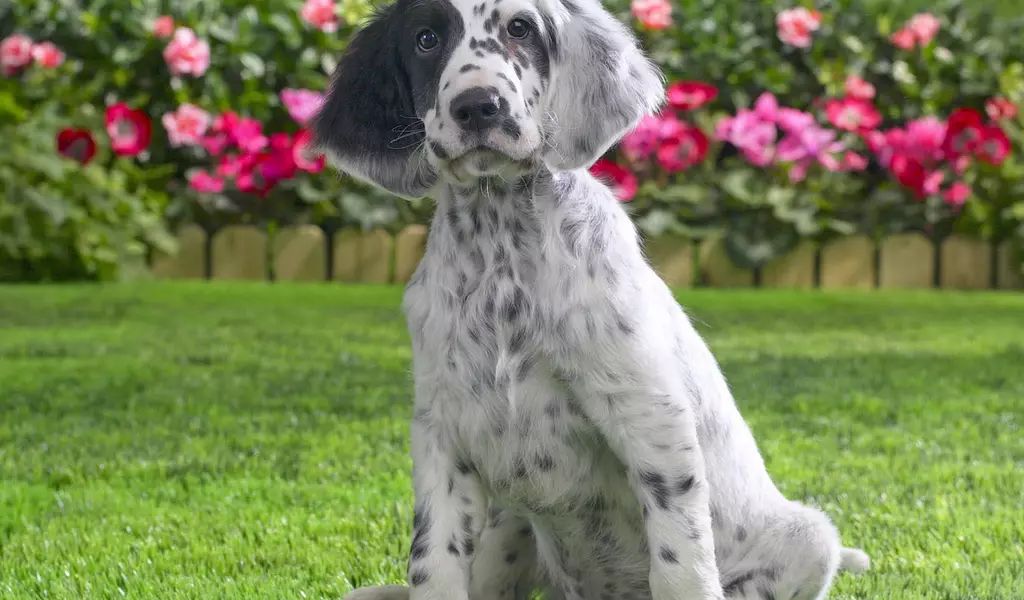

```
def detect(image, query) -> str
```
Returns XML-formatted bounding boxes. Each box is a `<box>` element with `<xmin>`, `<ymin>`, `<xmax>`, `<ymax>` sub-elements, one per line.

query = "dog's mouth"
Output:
<box><xmin>441</xmin><ymin>146</ymin><xmax>535</xmax><ymax>180</ymax></box>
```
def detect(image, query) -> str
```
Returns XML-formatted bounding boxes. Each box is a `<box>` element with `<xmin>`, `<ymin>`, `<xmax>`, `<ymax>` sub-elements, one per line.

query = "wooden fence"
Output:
<box><xmin>149</xmin><ymin>223</ymin><xmax>1023</xmax><ymax>290</ymax></box>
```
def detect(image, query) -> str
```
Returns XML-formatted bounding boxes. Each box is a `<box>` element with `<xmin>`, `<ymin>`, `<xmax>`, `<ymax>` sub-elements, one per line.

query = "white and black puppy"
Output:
<box><xmin>311</xmin><ymin>1</ymin><xmax>870</xmax><ymax>599</ymax></box>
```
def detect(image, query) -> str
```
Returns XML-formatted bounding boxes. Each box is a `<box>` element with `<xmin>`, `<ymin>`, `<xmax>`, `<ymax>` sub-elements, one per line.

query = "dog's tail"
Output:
<box><xmin>839</xmin><ymin>547</ymin><xmax>871</xmax><ymax>574</ymax></box>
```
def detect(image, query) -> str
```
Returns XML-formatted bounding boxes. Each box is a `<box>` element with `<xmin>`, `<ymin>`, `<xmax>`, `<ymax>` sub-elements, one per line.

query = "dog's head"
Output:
<box><xmin>311</xmin><ymin>0</ymin><xmax>665</xmax><ymax>198</ymax></box>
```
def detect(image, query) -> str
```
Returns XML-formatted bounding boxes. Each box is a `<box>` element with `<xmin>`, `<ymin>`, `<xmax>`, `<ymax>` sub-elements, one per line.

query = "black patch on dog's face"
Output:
<box><xmin>394</xmin><ymin>0</ymin><xmax>467</xmax><ymax>118</ymax></box>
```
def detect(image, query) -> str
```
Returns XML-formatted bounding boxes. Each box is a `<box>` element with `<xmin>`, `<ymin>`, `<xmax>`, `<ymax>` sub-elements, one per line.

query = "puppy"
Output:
<box><xmin>311</xmin><ymin>0</ymin><xmax>870</xmax><ymax>598</ymax></box>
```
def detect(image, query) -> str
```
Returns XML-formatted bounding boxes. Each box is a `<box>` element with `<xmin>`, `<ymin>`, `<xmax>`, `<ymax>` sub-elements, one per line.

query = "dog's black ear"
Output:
<box><xmin>311</xmin><ymin>6</ymin><xmax>437</xmax><ymax>198</ymax></box>
<box><xmin>540</xmin><ymin>0</ymin><xmax>665</xmax><ymax>172</ymax></box>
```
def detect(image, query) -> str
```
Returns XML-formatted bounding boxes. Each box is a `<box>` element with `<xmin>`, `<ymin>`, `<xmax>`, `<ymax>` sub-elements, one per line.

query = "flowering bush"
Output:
<box><xmin>2</xmin><ymin>0</ymin><xmax>1024</xmax><ymax>279</ymax></box>
<box><xmin>0</xmin><ymin>0</ymin><xmax>428</xmax><ymax>280</ymax></box>
<box><xmin>591</xmin><ymin>0</ymin><xmax>1024</xmax><ymax>271</ymax></box>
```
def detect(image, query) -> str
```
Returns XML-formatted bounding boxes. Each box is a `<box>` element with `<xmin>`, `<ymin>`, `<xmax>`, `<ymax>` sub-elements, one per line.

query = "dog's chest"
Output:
<box><xmin>403</xmin><ymin>198</ymin><xmax>622</xmax><ymax>509</ymax></box>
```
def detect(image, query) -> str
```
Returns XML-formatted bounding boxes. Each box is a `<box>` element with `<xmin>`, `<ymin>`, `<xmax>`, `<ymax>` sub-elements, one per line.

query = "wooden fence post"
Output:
<box><xmin>150</xmin><ymin>223</ymin><xmax>207</xmax><ymax>279</ymax></box>
<box><xmin>211</xmin><ymin>225</ymin><xmax>268</xmax><ymax>280</ymax></box>
<box><xmin>698</xmin><ymin>236</ymin><xmax>754</xmax><ymax>287</ymax></box>
<box><xmin>394</xmin><ymin>225</ymin><xmax>428</xmax><ymax>284</ymax></box>
<box><xmin>879</xmin><ymin>233</ymin><xmax>934</xmax><ymax>289</ymax></box>
<box><xmin>273</xmin><ymin>225</ymin><xmax>327</xmax><ymax>281</ymax></box>
<box><xmin>820</xmin><ymin>235</ymin><xmax>875</xmax><ymax>289</ymax></box>
<box><xmin>997</xmin><ymin>241</ymin><xmax>1023</xmax><ymax>289</ymax></box>
<box><xmin>762</xmin><ymin>241</ymin><xmax>816</xmax><ymax>288</ymax></box>
<box><xmin>644</xmin><ymin>236</ymin><xmax>694</xmax><ymax>288</ymax></box>
<box><xmin>939</xmin><ymin>235</ymin><xmax>991</xmax><ymax>289</ymax></box>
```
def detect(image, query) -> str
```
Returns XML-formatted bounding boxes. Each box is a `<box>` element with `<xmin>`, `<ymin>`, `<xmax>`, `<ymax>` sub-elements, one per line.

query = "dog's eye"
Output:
<box><xmin>416</xmin><ymin>29</ymin><xmax>440</xmax><ymax>51</ymax></box>
<box><xmin>507</xmin><ymin>18</ymin><xmax>531</xmax><ymax>39</ymax></box>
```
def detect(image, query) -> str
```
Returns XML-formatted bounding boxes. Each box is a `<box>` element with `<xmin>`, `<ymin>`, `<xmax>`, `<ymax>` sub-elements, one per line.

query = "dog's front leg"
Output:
<box><xmin>407</xmin><ymin>413</ymin><xmax>486</xmax><ymax>600</ymax></box>
<box><xmin>558</xmin><ymin>323</ymin><xmax>725</xmax><ymax>600</ymax></box>
<box><xmin>584</xmin><ymin>382</ymin><xmax>723</xmax><ymax>600</ymax></box>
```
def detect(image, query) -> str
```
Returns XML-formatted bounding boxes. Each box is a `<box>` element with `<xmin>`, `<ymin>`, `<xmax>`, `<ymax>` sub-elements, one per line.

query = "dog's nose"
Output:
<box><xmin>450</xmin><ymin>87</ymin><xmax>503</xmax><ymax>131</ymax></box>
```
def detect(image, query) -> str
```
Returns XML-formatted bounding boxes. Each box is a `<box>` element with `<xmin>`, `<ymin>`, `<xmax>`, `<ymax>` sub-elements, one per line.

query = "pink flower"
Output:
<box><xmin>152</xmin><ymin>16</ymin><xmax>175</xmax><ymax>38</ymax></box>
<box><xmin>907</xmin><ymin>13</ymin><xmax>940</xmax><ymax>46</ymax></box>
<box><xmin>202</xmin><ymin>111</ymin><xmax>241</xmax><ymax>155</ymax></box>
<box><xmin>986</xmin><ymin>97</ymin><xmax>1018</xmax><ymax>122</ymax></box>
<box><xmin>716</xmin><ymin>110</ymin><xmax>777</xmax><ymax>167</ymax></box>
<box><xmin>631</xmin><ymin>0</ymin><xmax>672</xmax><ymax>30</ymax></box>
<box><xmin>905</xmin><ymin>117</ymin><xmax>947</xmax><ymax>163</ymax></box>
<box><xmin>943</xmin><ymin>182</ymin><xmax>971</xmax><ymax>206</ymax></box>
<box><xmin>233</xmin><ymin>118</ymin><xmax>268</xmax><ymax>154</ymax></box>
<box><xmin>657</xmin><ymin>126</ymin><xmax>710</xmax><ymax>173</ymax></box>
<box><xmin>776</xmin><ymin>108</ymin><xmax>816</xmax><ymax>134</ymax></box>
<box><xmin>161</xmin><ymin>103</ymin><xmax>211</xmax><ymax>147</ymax></box>
<box><xmin>188</xmin><ymin>170</ymin><xmax>224</xmax><ymax>193</ymax></box>
<box><xmin>776</xmin><ymin>7</ymin><xmax>822</xmax><ymax>48</ymax></box>
<box><xmin>839</xmin><ymin>151</ymin><xmax>868</xmax><ymax>172</ymax></box>
<box><xmin>31</xmin><ymin>42</ymin><xmax>64</xmax><ymax>68</ymax></box>
<box><xmin>293</xmin><ymin>129</ymin><xmax>325</xmax><ymax>173</ymax></box>
<box><xmin>753</xmin><ymin>92</ymin><xmax>780</xmax><ymax>121</ymax></box>
<box><xmin>666</xmin><ymin>81</ymin><xmax>718</xmax><ymax>111</ymax></box>
<box><xmin>590</xmin><ymin>159</ymin><xmax>639</xmax><ymax>202</ymax></box>
<box><xmin>163</xmin><ymin>27</ymin><xmax>210</xmax><ymax>77</ymax></box>
<box><xmin>825</xmin><ymin>97</ymin><xmax>882</xmax><ymax>132</ymax></box>
<box><xmin>923</xmin><ymin>170</ymin><xmax>945</xmax><ymax>196</ymax></box>
<box><xmin>56</xmin><ymin>128</ymin><xmax>97</xmax><ymax>165</ymax></box>
<box><xmin>775</xmin><ymin>125</ymin><xmax>844</xmax><ymax>182</ymax></box>
<box><xmin>622</xmin><ymin>115</ymin><xmax>663</xmax><ymax>162</ymax></box>
<box><xmin>1</xmin><ymin>34</ymin><xmax>33</xmax><ymax>76</ymax></box>
<box><xmin>105</xmin><ymin>102</ymin><xmax>152</xmax><ymax>157</ymax></box>
<box><xmin>890</xmin><ymin>28</ymin><xmax>916</xmax><ymax>50</ymax></box>
<box><xmin>300</xmin><ymin>0</ymin><xmax>339</xmax><ymax>33</ymax></box>
<box><xmin>844</xmin><ymin>75</ymin><xmax>875</xmax><ymax>100</ymax></box>
<box><xmin>280</xmin><ymin>88</ymin><xmax>324</xmax><ymax>125</ymax></box>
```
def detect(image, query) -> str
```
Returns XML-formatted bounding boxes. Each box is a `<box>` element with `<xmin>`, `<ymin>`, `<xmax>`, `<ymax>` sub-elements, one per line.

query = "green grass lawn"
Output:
<box><xmin>1</xmin><ymin>284</ymin><xmax>1022</xmax><ymax>599</ymax></box>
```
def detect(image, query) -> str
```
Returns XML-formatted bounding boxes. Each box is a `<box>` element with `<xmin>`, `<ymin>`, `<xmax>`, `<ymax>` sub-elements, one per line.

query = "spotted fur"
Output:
<box><xmin>313</xmin><ymin>1</ymin><xmax>870</xmax><ymax>600</ymax></box>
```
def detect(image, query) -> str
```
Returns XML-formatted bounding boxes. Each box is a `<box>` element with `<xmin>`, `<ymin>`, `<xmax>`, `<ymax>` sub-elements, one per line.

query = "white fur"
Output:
<box><xmin>319</xmin><ymin>1</ymin><xmax>871</xmax><ymax>599</ymax></box>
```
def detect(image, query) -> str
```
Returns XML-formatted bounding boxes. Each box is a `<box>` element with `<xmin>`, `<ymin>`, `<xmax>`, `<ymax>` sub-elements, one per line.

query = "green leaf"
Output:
<box><xmin>239</xmin><ymin>53</ymin><xmax>266</xmax><ymax>78</ymax></box>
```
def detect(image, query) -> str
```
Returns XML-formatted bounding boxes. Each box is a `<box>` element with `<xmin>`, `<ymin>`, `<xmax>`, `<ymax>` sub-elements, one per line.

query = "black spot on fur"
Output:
<box><xmin>534</xmin><ymin>453</ymin><xmax>555</xmax><ymax>471</ymax></box>
<box><xmin>504</xmin><ymin>551</ymin><xmax>518</xmax><ymax>564</ymax></box>
<box><xmin>456</xmin><ymin>459</ymin><xmax>472</xmax><ymax>475</ymax></box>
<box><xmin>658</xmin><ymin>547</ymin><xmax>679</xmax><ymax>563</ymax></box>
<box><xmin>429</xmin><ymin>140</ymin><xmax>449</xmax><ymax>160</ymax></box>
<box><xmin>638</xmin><ymin>470</ymin><xmax>671</xmax><ymax>510</ymax></box>
<box><xmin>736</xmin><ymin>525</ymin><xmax>748</xmax><ymax>542</ymax></box>
<box><xmin>460</xmin><ymin>63</ymin><xmax>480</xmax><ymax>73</ymax></box>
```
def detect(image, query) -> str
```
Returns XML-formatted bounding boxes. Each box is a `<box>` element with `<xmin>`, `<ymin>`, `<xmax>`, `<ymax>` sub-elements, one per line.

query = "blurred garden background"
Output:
<box><xmin>2</xmin><ymin>0</ymin><xmax>1024</xmax><ymax>599</ymax></box>
<box><xmin>2</xmin><ymin>0</ymin><xmax>1024</xmax><ymax>286</ymax></box>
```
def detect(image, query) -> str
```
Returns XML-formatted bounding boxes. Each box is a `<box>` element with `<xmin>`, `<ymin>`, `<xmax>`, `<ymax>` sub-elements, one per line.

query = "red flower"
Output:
<box><xmin>590</xmin><ymin>159</ymin><xmax>639</xmax><ymax>202</ymax></box>
<box><xmin>1</xmin><ymin>34</ymin><xmax>33</xmax><ymax>76</ymax></box>
<box><xmin>233</xmin><ymin>118</ymin><xmax>268</xmax><ymax>154</ymax></box>
<box><xmin>985</xmin><ymin>97</ymin><xmax>1018</xmax><ymax>122</ymax></box>
<box><xmin>890</xmin><ymin>153</ymin><xmax>927</xmax><ymax>198</ymax></box>
<box><xmin>656</xmin><ymin>125</ymin><xmax>710</xmax><ymax>173</ymax></box>
<box><xmin>152</xmin><ymin>16</ymin><xmax>175</xmax><ymax>38</ymax></box>
<box><xmin>890</xmin><ymin>28</ymin><xmax>916</xmax><ymax>50</ymax></box>
<box><xmin>666</xmin><ymin>82</ymin><xmax>718</xmax><ymax>111</ymax></box>
<box><xmin>941</xmin><ymin>107</ymin><xmax>984</xmax><ymax>157</ymax></box>
<box><xmin>188</xmin><ymin>170</ymin><xmax>224</xmax><ymax>193</ymax></box>
<box><xmin>825</xmin><ymin>97</ymin><xmax>882</xmax><ymax>132</ymax></box>
<box><xmin>31</xmin><ymin>42</ymin><xmax>64</xmax><ymax>68</ymax></box>
<box><xmin>293</xmin><ymin>129</ymin><xmax>325</xmax><ymax>173</ymax></box>
<box><xmin>977</xmin><ymin>125</ymin><xmax>1011</xmax><ymax>166</ymax></box>
<box><xmin>56</xmin><ymin>128</ymin><xmax>97</xmax><ymax>164</ymax></box>
<box><xmin>105</xmin><ymin>102</ymin><xmax>152</xmax><ymax>157</ymax></box>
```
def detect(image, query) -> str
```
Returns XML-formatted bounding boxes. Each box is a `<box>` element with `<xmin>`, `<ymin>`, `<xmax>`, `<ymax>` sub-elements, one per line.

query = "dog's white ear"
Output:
<box><xmin>310</xmin><ymin>6</ymin><xmax>437</xmax><ymax>199</ymax></box>
<box><xmin>540</xmin><ymin>0</ymin><xmax>665</xmax><ymax>172</ymax></box>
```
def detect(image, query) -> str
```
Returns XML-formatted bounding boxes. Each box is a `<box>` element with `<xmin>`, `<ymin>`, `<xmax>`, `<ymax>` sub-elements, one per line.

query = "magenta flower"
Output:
<box><xmin>280</xmin><ymin>88</ymin><xmax>324</xmax><ymax>126</ymax></box>
<box><xmin>775</xmin><ymin>125</ymin><xmax>845</xmax><ymax>182</ymax></box>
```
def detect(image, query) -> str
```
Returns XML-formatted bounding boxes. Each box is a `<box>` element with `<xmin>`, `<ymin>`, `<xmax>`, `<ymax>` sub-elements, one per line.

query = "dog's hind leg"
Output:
<box><xmin>719</xmin><ymin>504</ymin><xmax>869</xmax><ymax>600</ymax></box>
